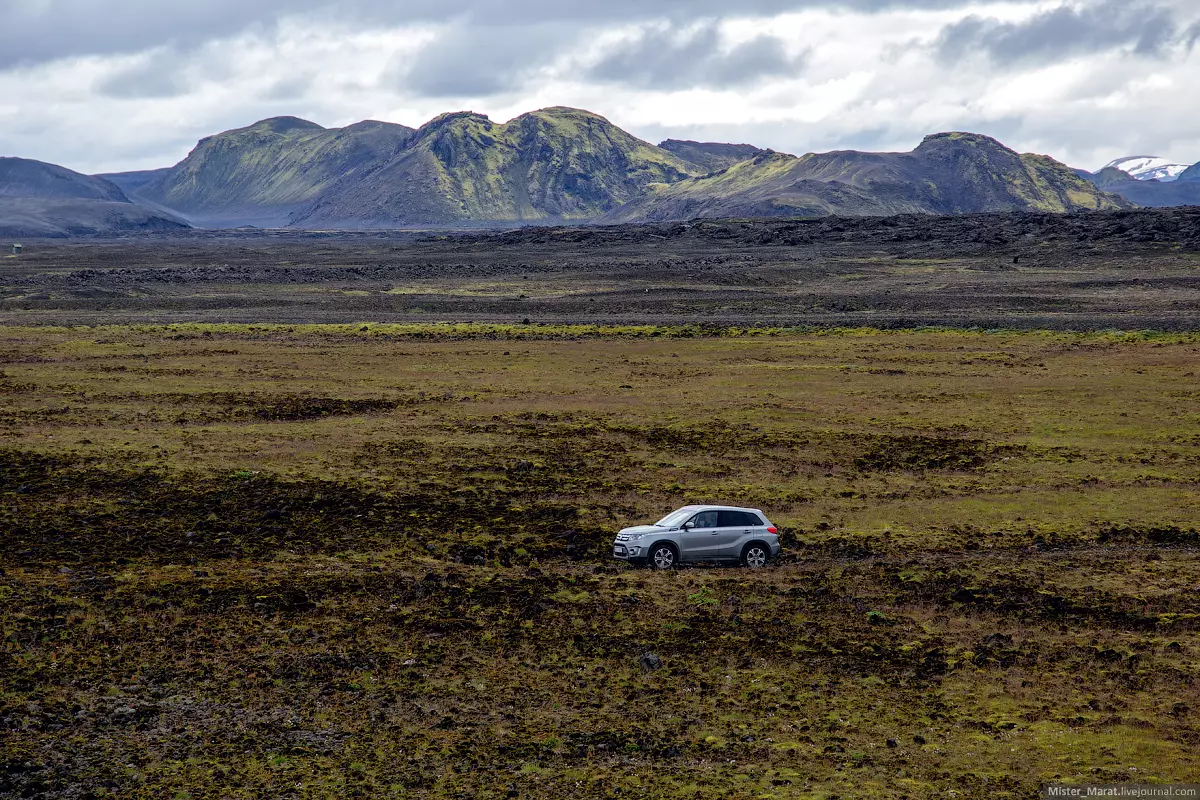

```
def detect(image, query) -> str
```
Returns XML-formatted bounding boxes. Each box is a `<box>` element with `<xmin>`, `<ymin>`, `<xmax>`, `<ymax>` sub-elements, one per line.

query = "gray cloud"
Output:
<box><xmin>1186</xmin><ymin>20</ymin><xmax>1200</xmax><ymax>49</ymax></box>
<box><xmin>588</xmin><ymin>24</ymin><xmax>806</xmax><ymax>89</ymax></box>
<box><xmin>2</xmin><ymin>0</ymin><xmax>286</xmax><ymax>69</ymax></box>
<box><xmin>1</xmin><ymin>0</ymin><xmax>1041</xmax><ymax>69</ymax></box>
<box><xmin>4</xmin><ymin>0</ymin><xmax>1200</xmax><ymax>177</ymax></box>
<box><xmin>95</xmin><ymin>50</ymin><xmax>192</xmax><ymax>99</ymax></box>
<box><xmin>397</xmin><ymin>23</ymin><xmax>570</xmax><ymax>98</ymax></box>
<box><xmin>935</xmin><ymin>0</ymin><xmax>1187</xmax><ymax>65</ymax></box>
<box><xmin>262</xmin><ymin>74</ymin><xmax>319</xmax><ymax>102</ymax></box>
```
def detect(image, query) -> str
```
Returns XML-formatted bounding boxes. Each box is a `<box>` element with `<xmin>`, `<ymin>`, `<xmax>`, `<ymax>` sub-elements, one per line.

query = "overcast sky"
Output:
<box><xmin>1</xmin><ymin>0</ymin><xmax>1198</xmax><ymax>174</ymax></box>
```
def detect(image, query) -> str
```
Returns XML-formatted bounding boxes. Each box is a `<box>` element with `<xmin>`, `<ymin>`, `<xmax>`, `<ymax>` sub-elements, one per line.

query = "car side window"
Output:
<box><xmin>717</xmin><ymin>510</ymin><xmax>744</xmax><ymax>528</ymax></box>
<box><xmin>690</xmin><ymin>510</ymin><xmax>719</xmax><ymax>528</ymax></box>
<box><xmin>741</xmin><ymin>512</ymin><xmax>764</xmax><ymax>526</ymax></box>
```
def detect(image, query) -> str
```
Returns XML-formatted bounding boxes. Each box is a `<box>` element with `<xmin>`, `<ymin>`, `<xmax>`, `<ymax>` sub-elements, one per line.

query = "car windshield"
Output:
<box><xmin>655</xmin><ymin>508</ymin><xmax>699</xmax><ymax>527</ymax></box>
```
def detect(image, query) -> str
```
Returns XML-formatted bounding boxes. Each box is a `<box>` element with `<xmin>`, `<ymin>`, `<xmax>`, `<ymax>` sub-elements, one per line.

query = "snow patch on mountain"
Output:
<box><xmin>1103</xmin><ymin>156</ymin><xmax>1190</xmax><ymax>182</ymax></box>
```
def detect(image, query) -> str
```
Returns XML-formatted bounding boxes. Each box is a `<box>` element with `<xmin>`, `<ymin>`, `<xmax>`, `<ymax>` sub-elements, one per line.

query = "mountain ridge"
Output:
<box><xmin>136</xmin><ymin>116</ymin><xmax>416</xmax><ymax>227</ymax></box>
<box><xmin>657</xmin><ymin>140</ymin><xmax>771</xmax><ymax>173</ymax></box>
<box><xmin>97</xmin><ymin>168</ymin><xmax>172</xmax><ymax>195</ymax></box>
<box><xmin>1102</xmin><ymin>155</ymin><xmax>1191</xmax><ymax>183</ymax></box>
<box><xmin>3</xmin><ymin>108</ymin><xmax>1160</xmax><ymax>234</ymax></box>
<box><xmin>1177</xmin><ymin>162</ymin><xmax>1200</xmax><ymax>182</ymax></box>
<box><xmin>1079</xmin><ymin>165</ymin><xmax>1200</xmax><ymax>208</ymax></box>
<box><xmin>289</xmin><ymin>107</ymin><xmax>703</xmax><ymax>227</ymax></box>
<box><xmin>606</xmin><ymin>132</ymin><xmax>1130</xmax><ymax>223</ymax></box>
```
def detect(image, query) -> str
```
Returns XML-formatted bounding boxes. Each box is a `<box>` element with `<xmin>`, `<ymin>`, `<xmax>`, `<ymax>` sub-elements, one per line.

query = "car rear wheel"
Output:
<box><xmin>648</xmin><ymin>543</ymin><xmax>677</xmax><ymax>570</ymax></box>
<box><xmin>741</xmin><ymin>543</ymin><xmax>769</xmax><ymax>569</ymax></box>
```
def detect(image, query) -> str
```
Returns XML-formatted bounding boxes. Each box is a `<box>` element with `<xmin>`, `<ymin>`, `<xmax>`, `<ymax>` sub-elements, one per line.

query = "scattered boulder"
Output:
<box><xmin>981</xmin><ymin>633</ymin><xmax>1014</xmax><ymax>648</ymax></box>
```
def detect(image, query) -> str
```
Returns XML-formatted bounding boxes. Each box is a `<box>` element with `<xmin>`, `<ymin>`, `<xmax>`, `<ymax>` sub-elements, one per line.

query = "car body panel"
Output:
<box><xmin>680</xmin><ymin>509</ymin><xmax>721</xmax><ymax>560</ymax></box>
<box><xmin>715</xmin><ymin>510</ymin><xmax>755</xmax><ymax>558</ymax></box>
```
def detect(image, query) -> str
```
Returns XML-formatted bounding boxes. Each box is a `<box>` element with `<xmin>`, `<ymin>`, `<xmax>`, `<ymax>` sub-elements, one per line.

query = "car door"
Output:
<box><xmin>716</xmin><ymin>510</ymin><xmax>754</xmax><ymax>559</ymax></box>
<box><xmin>680</xmin><ymin>509</ymin><xmax>721</xmax><ymax>561</ymax></box>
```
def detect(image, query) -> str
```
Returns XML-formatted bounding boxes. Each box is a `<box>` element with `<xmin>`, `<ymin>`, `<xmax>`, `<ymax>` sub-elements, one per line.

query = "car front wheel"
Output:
<box><xmin>741</xmin><ymin>544</ymin><xmax>769</xmax><ymax>569</ymax></box>
<box><xmin>648</xmin><ymin>543</ymin><xmax>677</xmax><ymax>570</ymax></box>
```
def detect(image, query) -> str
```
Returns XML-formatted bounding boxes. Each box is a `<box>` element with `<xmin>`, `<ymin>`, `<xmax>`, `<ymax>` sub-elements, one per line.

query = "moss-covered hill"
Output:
<box><xmin>117</xmin><ymin>112</ymin><xmax>1138</xmax><ymax>229</ymax></box>
<box><xmin>608</xmin><ymin>132</ymin><xmax>1131</xmax><ymax>223</ymax></box>
<box><xmin>289</xmin><ymin>107</ymin><xmax>703</xmax><ymax>227</ymax></box>
<box><xmin>136</xmin><ymin>117</ymin><xmax>416</xmax><ymax>227</ymax></box>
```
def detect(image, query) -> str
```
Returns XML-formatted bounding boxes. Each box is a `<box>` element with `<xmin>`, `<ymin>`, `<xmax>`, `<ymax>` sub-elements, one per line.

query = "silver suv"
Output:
<box><xmin>611</xmin><ymin>505</ymin><xmax>781</xmax><ymax>569</ymax></box>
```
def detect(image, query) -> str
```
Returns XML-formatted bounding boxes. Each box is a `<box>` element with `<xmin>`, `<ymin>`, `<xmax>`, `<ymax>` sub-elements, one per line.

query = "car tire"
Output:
<box><xmin>648</xmin><ymin>543</ymin><xmax>678</xmax><ymax>570</ymax></box>
<box><xmin>741</xmin><ymin>543</ymin><xmax>770</xmax><ymax>569</ymax></box>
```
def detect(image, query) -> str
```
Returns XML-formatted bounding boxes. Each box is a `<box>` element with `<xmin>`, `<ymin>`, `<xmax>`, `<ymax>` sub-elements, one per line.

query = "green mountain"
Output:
<box><xmin>81</xmin><ymin>111</ymin><xmax>1141</xmax><ymax>229</ymax></box>
<box><xmin>0</xmin><ymin>157</ymin><xmax>189</xmax><ymax>237</ymax></box>
<box><xmin>136</xmin><ymin>117</ymin><xmax>415</xmax><ymax>227</ymax></box>
<box><xmin>1079</xmin><ymin>166</ymin><xmax>1200</xmax><ymax>208</ymax></box>
<box><xmin>289</xmin><ymin>107</ymin><xmax>703</xmax><ymax>227</ymax></box>
<box><xmin>608</xmin><ymin>132</ymin><xmax>1131</xmax><ymax>223</ymax></box>
<box><xmin>657</xmin><ymin>140</ymin><xmax>770</xmax><ymax>173</ymax></box>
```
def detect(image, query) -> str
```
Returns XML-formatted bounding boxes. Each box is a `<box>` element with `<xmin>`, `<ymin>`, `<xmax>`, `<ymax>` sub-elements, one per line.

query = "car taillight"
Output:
<box><xmin>767</xmin><ymin>526</ymin><xmax>778</xmax><ymax>535</ymax></box>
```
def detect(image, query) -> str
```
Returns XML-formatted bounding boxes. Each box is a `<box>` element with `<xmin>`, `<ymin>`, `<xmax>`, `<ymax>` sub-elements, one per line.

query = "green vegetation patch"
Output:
<box><xmin>1</xmin><ymin>326</ymin><xmax>1198</xmax><ymax>798</ymax></box>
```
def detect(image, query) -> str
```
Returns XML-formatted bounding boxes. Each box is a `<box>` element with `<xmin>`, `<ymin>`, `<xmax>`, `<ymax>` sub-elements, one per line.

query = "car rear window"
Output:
<box><xmin>718</xmin><ymin>510</ymin><xmax>763</xmax><ymax>527</ymax></box>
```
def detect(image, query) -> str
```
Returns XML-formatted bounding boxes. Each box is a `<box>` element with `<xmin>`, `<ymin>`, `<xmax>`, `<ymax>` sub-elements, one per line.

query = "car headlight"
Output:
<box><xmin>624</xmin><ymin>533</ymin><xmax>645</xmax><ymax>540</ymax></box>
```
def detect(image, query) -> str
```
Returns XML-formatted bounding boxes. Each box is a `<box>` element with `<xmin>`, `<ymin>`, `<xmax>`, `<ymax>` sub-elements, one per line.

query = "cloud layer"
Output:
<box><xmin>935</xmin><ymin>0</ymin><xmax>1185</xmax><ymax>65</ymax></box>
<box><xmin>586</xmin><ymin>23</ymin><xmax>807</xmax><ymax>89</ymax></box>
<box><xmin>1</xmin><ymin>0</ymin><xmax>1198</xmax><ymax>175</ymax></box>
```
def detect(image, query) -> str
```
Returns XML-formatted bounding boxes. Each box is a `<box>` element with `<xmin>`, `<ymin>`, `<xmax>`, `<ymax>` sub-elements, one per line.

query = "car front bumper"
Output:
<box><xmin>611</xmin><ymin>541</ymin><xmax>647</xmax><ymax>562</ymax></box>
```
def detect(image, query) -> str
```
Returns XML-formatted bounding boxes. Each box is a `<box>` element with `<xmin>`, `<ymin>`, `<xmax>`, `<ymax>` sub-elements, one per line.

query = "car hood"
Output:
<box><xmin>617</xmin><ymin>525</ymin><xmax>666</xmax><ymax>537</ymax></box>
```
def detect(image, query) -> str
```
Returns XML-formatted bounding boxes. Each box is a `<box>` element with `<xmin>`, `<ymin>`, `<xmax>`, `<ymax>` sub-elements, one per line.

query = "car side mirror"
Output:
<box><xmin>683</xmin><ymin>521</ymin><xmax>695</xmax><ymax>530</ymax></box>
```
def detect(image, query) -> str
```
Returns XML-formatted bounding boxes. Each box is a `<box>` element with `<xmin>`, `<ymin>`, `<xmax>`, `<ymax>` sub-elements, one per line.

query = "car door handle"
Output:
<box><xmin>711</xmin><ymin>532</ymin><xmax>719</xmax><ymax>536</ymax></box>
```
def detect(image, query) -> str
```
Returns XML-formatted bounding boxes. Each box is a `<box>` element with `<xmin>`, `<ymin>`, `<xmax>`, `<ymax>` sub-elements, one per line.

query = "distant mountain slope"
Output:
<box><xmin>609</xmin><ymin>133</ymin><xmax>1130</xmax><ymax>223</ymax></box>
<box><xmin>137</xmin><ymin>117</ymin><xmax>415</xmax><ymax>227</ymax></box>
<box><xmin>290</xmin><ymin>107</ymin><xmax>703</xmax><ymax>227</ymax></box>
<box><xmin>1081</xmin><ymin>166</ymin><xmax>1200</xmax><ymax>208</ymax></box>
<box><xmin>1</xmin><ymin>157</ymin><xmax>128</xmax><ymax>202</ymax></box>
<box><xmin>0</xmin><ymin>198</ymin><xmax>189</xmax><ymax>237</ymax></box>
<box><xmin>96</xmin><ymin>168</ymin><xmax>172</xmax><ymax>195</ymax></box>
<box><xmin>605</xmin><ymin>152</ymin><xmax>911</xmax><ymax>221</ymax></box>
<box><xmin>1103</xmin><ymin>156</ymin><xmax>1190</xmax><ymax>182</ymax></box>
<box><xmin>657</xmin><ymin>140</ymin><xmax>770</xmax><ymax>172</ymax></box>
<box><xmin>0</xmin><ymin>157</ymin><xmax>189</xmax><ymax>237</ymax></box>
<box><xmin>1177</xmin><ymin>162</ymin><xmax>1200</xmax><ymax>182</ymax></box>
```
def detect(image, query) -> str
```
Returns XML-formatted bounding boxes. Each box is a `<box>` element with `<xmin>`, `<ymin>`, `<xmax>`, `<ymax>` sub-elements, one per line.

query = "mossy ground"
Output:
<box><xmin>1</xmin><ymin>325</ymin><xmax>1198</xmax><ymax>798</ymax></box>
